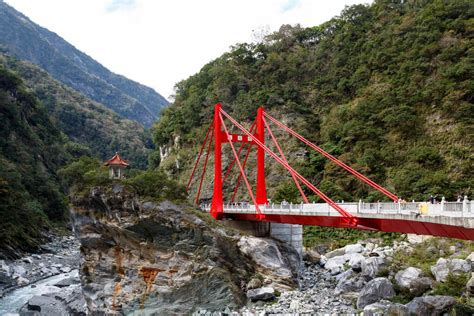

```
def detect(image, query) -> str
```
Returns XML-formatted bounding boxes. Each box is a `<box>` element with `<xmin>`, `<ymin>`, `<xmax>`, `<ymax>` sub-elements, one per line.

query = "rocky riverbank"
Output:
<box><xmin>238</xmin><ymin>236</ymin><xmax>474</xmax><ymax>315</ymax></box>
<box><xmin>0</xmin><ymin>234</ymin><xmax>86</xmax><ymax>315</ymax></box>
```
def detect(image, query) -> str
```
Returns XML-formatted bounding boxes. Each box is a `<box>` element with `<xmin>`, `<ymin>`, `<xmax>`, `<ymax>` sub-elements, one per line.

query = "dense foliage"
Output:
<box><xmin>154</xmin><ymin>0</ymin><xmax>473</xmax><ymax>203</ymax></box>
<box><xmin>0</xmin><ymin>66</ymin><xmax>70</xmax><ymax>257</ymax></box>
<box><xmin>0</xmin><ymin>1</ymin><xmax>168</xmax><ymax>127</ymax></box>
<box><xmin>0</xmin><ymin>54</ymin><xmax>153</xmax><ymax>169</ymax></box>
<box><xmin>59</xmin><ymin>156</ymin><xmax>186</xmax><ymax>202</ymax></box>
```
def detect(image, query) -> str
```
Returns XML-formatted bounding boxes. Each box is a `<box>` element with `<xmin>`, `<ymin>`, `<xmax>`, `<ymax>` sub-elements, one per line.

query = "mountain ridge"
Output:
<box><xmin>0</xmin><ymin>1</ymin><xmax>168</xmax><ymax>127</ymax></box>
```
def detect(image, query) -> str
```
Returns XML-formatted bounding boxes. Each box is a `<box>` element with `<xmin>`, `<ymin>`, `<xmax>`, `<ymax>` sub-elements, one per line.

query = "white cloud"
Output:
<box><xmin>5</xmin><ymin>0</ymin><xmax>371</xmax><ymax>100</ymax></box>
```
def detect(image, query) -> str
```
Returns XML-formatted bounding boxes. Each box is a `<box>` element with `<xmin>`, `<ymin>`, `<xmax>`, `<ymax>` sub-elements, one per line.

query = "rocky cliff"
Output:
<box><xmin>70</xmin><ymin>185</ymin><xmax>300</xmax><ymax>314</ymax></box>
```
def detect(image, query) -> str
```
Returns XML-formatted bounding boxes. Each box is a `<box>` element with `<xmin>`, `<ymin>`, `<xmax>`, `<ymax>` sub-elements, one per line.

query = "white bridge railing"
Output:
<box><xmin>200</xmin><ymin>198</ymin><xmax>473</xmax><ymax>219</ymax></box>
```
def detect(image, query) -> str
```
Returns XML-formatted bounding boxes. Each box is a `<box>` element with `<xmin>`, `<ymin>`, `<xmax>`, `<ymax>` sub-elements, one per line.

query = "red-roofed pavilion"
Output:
<box><xmin>104</xmin><ymin>152</ymin><xmax>129</xmax><ymax>179</ymax></box>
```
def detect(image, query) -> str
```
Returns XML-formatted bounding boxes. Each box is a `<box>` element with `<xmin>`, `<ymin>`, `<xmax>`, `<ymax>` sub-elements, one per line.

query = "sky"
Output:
<box><xmin>5</xmin><ymin>0</ymin><xmax>370</xmax><ymax>100</ymax></box>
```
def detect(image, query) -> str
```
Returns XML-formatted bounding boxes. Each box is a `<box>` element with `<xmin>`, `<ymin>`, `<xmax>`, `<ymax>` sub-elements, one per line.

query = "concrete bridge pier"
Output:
<box><xmin>223</xmin><ymin>220</ymin><xmax>303</xmax><ymax>255</ymax></box>
<box><xmin>270</xmin><ymin>223</ymin><xmax>303</xmax><ymax>255</ymax></box>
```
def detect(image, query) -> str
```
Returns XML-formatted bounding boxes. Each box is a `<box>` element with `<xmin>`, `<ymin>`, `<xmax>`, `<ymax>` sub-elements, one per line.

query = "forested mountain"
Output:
<box><xmin>0</xmin><ymin>54</ymin><xmax>153</xmax><ymax>168</ymax></box>
<box><xmin>0</xmin><ymin>65</ymin><xmax>71</xmax><ymax>257</ymax></box>
<box><xmin>154</xmin><ymin>0</ymin><xmax>473</xmax><ymax>202</ymax></box>
<box><xmin>0</xmin><ymin>1</ymin><xmax>168</xmax><ymax>127</ymax></box>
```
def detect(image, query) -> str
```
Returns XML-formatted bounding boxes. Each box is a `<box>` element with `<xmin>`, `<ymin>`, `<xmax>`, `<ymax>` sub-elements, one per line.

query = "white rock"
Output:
<box><xmin>32</xmin><ymin>254</ymin><xmax>42</xmax><ymax>260</ymax></box>
<box><xmin>289</xmin><ymin>300</ymin><xmax>300</xmax><ymax>311</ymax></box>
<box><xmin>431</xmin><ymin>258</ymin><xmax>471</xmax><ymax>282</ymax></box>
<box><xmin>347</xmin><ymin>253</ymin><xmax>365</xmax><ymax>271</ymax></box>
<box><xmin>344</xmin><ymin>244</ymin><xmax>364</xmax><ymax>254</ymax></box>
<box><xmin>325</xmin><ymin>255</ymin><xmax>347</xmax><ymax>275</ymax></box>
<box><xmin>395</xmin><ymin>267</ymin><xmax>423</xmax><ymax>289</ymax></box>
<box><xmin>12</xmin><ymin>265</ymin><xmax>26</xmax><ymax>276</ymax></box>
<box><xmin>16</xmin><ymin>276</ymin><xmax>29</xmax><ymax>286</ymax></box>
<box><xmin>361</xmin><ymin>257</ymin><xmax>386</xmax><ymax>278</ymax></box>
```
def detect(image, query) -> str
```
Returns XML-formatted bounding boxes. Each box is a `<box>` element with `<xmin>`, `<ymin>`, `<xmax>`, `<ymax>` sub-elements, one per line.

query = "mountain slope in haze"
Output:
<box><xmin>153</xmin><ymin>0</ymin><xmax>473</xmax><ymax>202</ymax></box>
<box><xmin>0</xmin><ymin>1</ymin><xmax>168</xmax><ymax>127</ymax></box>
<box><xmin>1</xmin><ymin>54</ymin><xmax>153</xmax><ymax>169</ymax></box>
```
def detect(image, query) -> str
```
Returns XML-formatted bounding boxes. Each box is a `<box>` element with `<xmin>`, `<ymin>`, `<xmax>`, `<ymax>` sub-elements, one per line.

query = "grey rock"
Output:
<box><xmin>303</xmin><ymin>249</ymin><xmax>321</xmax><ymax>264</ymax></box>
<box><xmin>387</xmin><ymin>303</ymin><xmax>409</xmax><ymax>315</ymax></box>
<box><xmin>395</xmin><ymin>267</ymin><xmax>423</xmax><ymax>289</ymax></box>
<box><xmin>467</xmin><ymin>273</ymin><xmax>474</xmax><ymax>294</ymax></box>
<box><xmin>406</xmin><ymin>295</ymin><xmax>456</xmax><ymax>315</ymax></box>
<box><xmin>431</xmin><ymin>258</ymin><xmax>470</xmax><ymax>282</ymax></box>
<box><xmin>246</xmin><ymin>287</ymin><xmax>275</xmax><ymax>301</ymax></box>
<box><xmin>335</xmin><ymin>270</ymin><xmax>366</xmax><ymax>295</ymax></box>
<box><xmin>0</xmin><ymin>260</ymin><xmax>12</xmax><ymax>284</ymax></box>
<box><xmin>363</xmin><ymin>300</ymin><xmax>392</xmax><ymax>316</ymax></box>
<box><xmin>325</xmin><ymin>248</ymin><xmax>345</xmax><ymax>259</ymax></box>
<box><xmin>20</xmin><ymin>295</ymin><xmax>67</xmax><ymax>315</ymax></box>
<box><xmin>357</xmin><ymin>277</ymin><xmax>395</xmax><ymax>309</ymax></box>
<box><xmin>246</xmin><ymin>278</ymin><xmax>262</xmax><ymax>290</ymax></box>
<box><xmin>54</xmin><ymin>276</ymin><xmax>80</xmax><ymax>288</ymax></box>
<box><xmin>23</xmin><ymin>257</ymin><xmax>33</xmax><ymax>264</ymax></box>
<box><xmin>409</xmin><ymin>277</ymin><xmax>433</xmax><ymax>296</ymax></box>
<box><xmin>361</xmin><ymin>257</ymin><xmax>386</xmax><ymax>278</ymax></box>
<box><xmin>31</xmin><ymin>254</ymin><xmax>42</xmax><ymax>260</ymax></box>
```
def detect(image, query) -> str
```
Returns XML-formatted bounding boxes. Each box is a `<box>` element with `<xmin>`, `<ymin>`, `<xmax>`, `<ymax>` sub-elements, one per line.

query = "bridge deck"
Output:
<box><xmin>201</xmin><ymin>201</ymin><xmax>474</xmax><ymax>240</ymax></box>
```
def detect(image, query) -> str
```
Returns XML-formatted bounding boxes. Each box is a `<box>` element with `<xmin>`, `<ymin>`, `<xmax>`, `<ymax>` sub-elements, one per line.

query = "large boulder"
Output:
<box><xmin>431</xmin><ymin>258</ymin><xmax>471</xmax><ymax>282</ymax></box>
<box><xmin>395</xmin><ymin>267</ymin><xmax>423</xmax><ymax>289</ymax></box>
<box><xmin>406</xmin><ymin>295</ymin><xmax>456</xmax><ymax>315</ymax></box>
<box><xmin>357</xmin><ymin>277</ymin><xmax>395</xmax><ymax>309</ymax></box>
<box><xmin>361</xmin><ymin>257</ymin><xmax>386</xmax><ymax>278</ymax></box>
<box><xmin>246</xmin><ymin>287</ymin><xmax>275</xmax><ymax>302</ymax></box>
<box><xmin>20</xmin><ymin>295</ymin><xmax>68</xmax><ymax>315</ymax></box>
<box><xmin>237</xmin><ymin>236</ymin><xmax>301</xmax><ymax>288</ymax></box>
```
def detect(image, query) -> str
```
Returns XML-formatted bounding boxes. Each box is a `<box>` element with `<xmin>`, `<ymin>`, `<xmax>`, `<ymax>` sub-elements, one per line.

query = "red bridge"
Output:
<box><xmin>187</xmin><ymin>103</ymin><xmax>474</xmax><ymax>240</ymax></box>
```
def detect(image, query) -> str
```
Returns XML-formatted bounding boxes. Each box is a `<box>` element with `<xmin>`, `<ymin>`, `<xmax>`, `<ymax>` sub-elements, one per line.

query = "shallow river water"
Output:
<box><xmin>0</xmin><ymin>269</ymin><xmax>79</xmax><ymax>315</ymax></box>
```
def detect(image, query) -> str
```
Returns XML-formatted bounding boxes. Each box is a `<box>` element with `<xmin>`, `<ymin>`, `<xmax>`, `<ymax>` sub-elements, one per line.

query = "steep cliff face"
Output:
<box><xmin>71</xmin><ymin>185</ymin><xmax>300</xmax><ymax>314</ymax></box>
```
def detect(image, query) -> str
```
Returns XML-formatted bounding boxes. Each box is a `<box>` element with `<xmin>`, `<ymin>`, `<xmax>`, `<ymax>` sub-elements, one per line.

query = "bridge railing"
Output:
<box><xmin>200</xmin><ymin>200</ymin><xmax>473</xmax><ymax>218</ymax></box>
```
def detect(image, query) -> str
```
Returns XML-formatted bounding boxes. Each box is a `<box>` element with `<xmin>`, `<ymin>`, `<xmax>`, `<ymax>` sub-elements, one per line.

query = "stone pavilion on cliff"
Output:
<box><xmin>104</xmin><ymin>152</ymin><xmax>129</xmax><ymax>179</ymax></box>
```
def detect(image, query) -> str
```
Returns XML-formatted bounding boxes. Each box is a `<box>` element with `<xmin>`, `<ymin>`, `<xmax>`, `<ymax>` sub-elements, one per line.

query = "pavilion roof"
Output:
<box><xmin>104</xmin><ymin>152</ymin><xmax>129</xmax><ymax>166</ymax></box>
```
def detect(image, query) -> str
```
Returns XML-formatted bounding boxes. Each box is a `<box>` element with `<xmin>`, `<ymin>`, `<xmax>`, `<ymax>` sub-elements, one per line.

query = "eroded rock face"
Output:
<box><xmin>71</xmin><ymin>186</ymin><xmax>299</xmax><ymax>315</ymax></box>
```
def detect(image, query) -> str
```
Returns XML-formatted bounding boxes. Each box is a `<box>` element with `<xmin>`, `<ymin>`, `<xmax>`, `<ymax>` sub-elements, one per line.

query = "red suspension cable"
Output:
<box><xmin>220</xmin><ymin>108</ymin><xmax>356</xmax><ymax>225</ymax></box>
<box><xmin>264</xmin><ymin>112</ymin><xmax>399</xmax><ymax>202</ymax></box>
<box><xmin>223</xmin><ymin>121</ymin><xmax>256</xmax><ymax>184</ymax></box>
<box><xmin>263</xmin><ymin>117</ymin><xmax>309</xmax><ymax>203</ymax></box>
<box><xmin>195</xmin><ymin>131</ymin><xmax>214</xmax><ymax>204</ymax></box>
<box><xmin>219</xmin><ymin>113</ymin><xmax>264</xmax><ymax>220</ymax></box>
<box><xmin>187</xmin><ymin>123</ymin><xmax>213</xmax><ymax>192</ymax></box>
<box><xmin>231</xmin><ymin>142</ymin><xmax>253</xmax><ymax>202</ymax></box>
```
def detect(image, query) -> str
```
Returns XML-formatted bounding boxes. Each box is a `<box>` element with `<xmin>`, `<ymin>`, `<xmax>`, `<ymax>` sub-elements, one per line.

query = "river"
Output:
<box><xmin>0</xmin><ymin>269</ymin><xmax>79</xmax><ymax>315</ymax></box>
